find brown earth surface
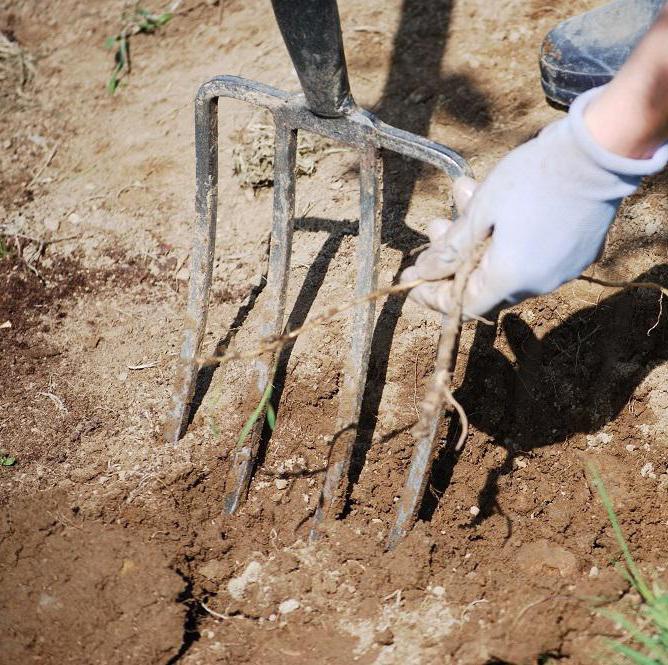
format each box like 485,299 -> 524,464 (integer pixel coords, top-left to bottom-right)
1,1 -> 667,664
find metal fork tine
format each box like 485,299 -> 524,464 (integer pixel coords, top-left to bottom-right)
170,75 -> 472,544
386,322 -> 459,550
166,95 -> 219,444
309,146 -> 383,537
222,120 -> 297,514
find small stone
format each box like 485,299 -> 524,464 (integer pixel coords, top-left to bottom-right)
374,628 -> 394,646
202,629 -> 215,640
469,505 -> 480,517
640,462 -> 656,479
626,444 -> 636,452
278,598 -> 300,615
274,478 -> 288,490
43,217 -> 60,232
589,566 -> 600,578
227,560 -> 262,600
431,585 -> 445,597
199,560 -> 228,581
516,539 -> 579,577
68,212 -> 82,225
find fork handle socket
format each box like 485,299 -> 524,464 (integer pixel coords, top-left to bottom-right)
271,0 -> 354,118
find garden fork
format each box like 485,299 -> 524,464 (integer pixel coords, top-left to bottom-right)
167,0 -> 473,545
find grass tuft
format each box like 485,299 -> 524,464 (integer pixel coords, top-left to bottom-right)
589,465 -> 668,664
0,31 -> 35,104
105,5 -> 173,93
0,453 -> 16,466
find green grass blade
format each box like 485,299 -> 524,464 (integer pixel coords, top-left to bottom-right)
644,603 -> 668,636
610,641 -> 661,665
265,403 -> 276,431
588,465 -> 654,603
237,383 -> 274,446
599,610 -> 668,664
106,62 -> 122,94
119,34 -> 130,74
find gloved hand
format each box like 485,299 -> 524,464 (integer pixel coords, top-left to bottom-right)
401,86 -> 668,318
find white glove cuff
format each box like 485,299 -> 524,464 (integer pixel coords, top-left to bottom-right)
569,86 -> 668,177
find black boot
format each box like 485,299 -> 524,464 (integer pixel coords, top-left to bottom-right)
540,0 -> 665,107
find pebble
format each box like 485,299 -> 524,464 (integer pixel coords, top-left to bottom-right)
374,628 -> 394,646
640,462 -> 656,479
469,505 -> 480,517
278,598 -> 300,615
274,478 -> 288,490
43,217 -> 60,232
227,560 -> 262,600
589,566 -> 600,578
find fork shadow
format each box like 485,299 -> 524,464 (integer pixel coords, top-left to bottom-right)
420,265 -> 668,526
346,0 -> 495,500
186,215 -> 357,429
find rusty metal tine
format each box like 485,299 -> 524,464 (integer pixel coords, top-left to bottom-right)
386,322 -> 460,550
166,94 -> 219,444
222,119 -> 297,514
309,146 -> 383,538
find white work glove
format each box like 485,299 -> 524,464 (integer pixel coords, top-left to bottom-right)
402,86 -> 668,318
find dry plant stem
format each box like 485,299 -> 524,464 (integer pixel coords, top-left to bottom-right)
578,274 -> 668,297
196,268 -> 666,370
410,240 -> 488,448
196,277 -> 425,367
197,249 -> 666,453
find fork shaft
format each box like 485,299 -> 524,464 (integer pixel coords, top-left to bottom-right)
271,0 -> 354,118
166,94 -> 219,443
223,120 -> 297,514
310,146 -> 383,536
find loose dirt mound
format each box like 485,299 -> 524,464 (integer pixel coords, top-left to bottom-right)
0,493 -> 186,665
1,0 -> 667,663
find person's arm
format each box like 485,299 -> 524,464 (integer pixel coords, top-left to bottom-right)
402,5 -> 668,319
586,6 -> 668,159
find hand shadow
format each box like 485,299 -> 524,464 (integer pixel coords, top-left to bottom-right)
421,264 -> 668,525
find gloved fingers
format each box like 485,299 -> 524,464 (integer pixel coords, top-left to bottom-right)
459,252 -> 513,318
404,247 -> 517,318
432,201 -> 494,275
414,244 -> 458,281
402,267 -> 453,312
414,178 -> 480,281
413,206 -> 492,282
400,265 -> 435,309
453,175 -> 478,214
426,217 -> 450,244
425,177 -> 478,245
